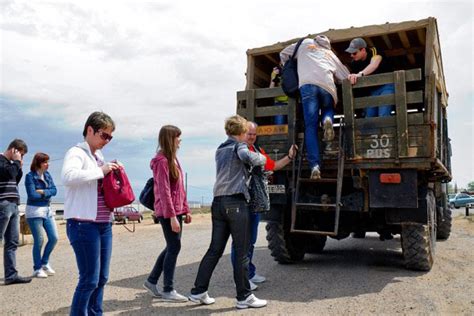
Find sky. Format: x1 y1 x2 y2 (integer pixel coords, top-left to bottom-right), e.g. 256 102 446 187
1 0 473 203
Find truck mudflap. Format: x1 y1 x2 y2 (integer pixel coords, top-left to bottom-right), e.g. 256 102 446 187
368 169 417 208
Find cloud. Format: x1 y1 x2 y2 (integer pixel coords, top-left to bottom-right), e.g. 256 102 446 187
1 0 473 188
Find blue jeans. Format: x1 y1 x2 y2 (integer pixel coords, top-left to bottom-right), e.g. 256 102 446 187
231 212 259 279
191 195 251 301
67 219 113 316
365 83 395 117
0 200 20 281
27 216 58 271
148 215 183 292
274 101 287 125
300 84 334 168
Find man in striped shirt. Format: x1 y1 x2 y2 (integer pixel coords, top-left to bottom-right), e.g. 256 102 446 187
0 139 32 285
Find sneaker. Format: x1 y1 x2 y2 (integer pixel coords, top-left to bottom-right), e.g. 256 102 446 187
249 280 258 291
323 118 334 142
250 274 266 283
4 276 32 285
42 264 55 275
310 165 321 180
188 291 215 305
236 294 267 309
34 269 48 278
161 290 188 302
143 280 161 297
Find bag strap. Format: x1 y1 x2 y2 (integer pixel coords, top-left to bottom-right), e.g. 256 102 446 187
290 38 305 61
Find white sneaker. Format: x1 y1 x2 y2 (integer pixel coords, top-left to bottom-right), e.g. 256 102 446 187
236 294 267 309
249 280 258 291
188 291 215 305
250 274 266 283
143 280 161 297
161 290 188 302
323 118 334 142
34 269 48 278
311 165 321 179
42 264 55 275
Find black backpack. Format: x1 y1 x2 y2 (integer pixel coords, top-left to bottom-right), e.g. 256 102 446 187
139 177 155 210
281 38 305 98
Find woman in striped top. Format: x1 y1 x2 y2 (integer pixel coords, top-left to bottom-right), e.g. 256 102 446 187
61 111 119 316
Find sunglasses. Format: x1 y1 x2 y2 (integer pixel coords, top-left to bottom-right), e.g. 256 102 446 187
96 130 113 142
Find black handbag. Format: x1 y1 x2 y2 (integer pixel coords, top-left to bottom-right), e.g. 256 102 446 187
139 177 155 210
248 167 270 213
281 38 305 98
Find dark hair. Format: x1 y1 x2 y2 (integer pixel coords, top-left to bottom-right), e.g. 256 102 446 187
7 139 28 154
30 152 50 172
82 111 115 137
158 125 181 180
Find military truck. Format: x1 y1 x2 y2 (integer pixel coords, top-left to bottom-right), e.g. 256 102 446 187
236 17 452 271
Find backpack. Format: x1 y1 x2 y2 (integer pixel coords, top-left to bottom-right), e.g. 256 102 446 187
281 38 305 98
102 166 135 208
248 166 270 213
139 177 155 210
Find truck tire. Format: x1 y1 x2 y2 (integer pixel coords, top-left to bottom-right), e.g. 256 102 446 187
266 222 305 263
436 206 452 240
305 235 327 254
401 190 436 271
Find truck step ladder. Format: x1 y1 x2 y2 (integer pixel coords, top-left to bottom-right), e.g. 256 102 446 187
290 121 345 236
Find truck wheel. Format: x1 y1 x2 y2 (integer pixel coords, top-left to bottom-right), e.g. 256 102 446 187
401 190 436 271
266 222 305 263
305 235 327 254
436 206 452 240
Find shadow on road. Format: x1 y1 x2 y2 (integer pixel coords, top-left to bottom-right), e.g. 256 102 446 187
43 233 427 315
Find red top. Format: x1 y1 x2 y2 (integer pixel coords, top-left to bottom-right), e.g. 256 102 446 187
249 145 275 171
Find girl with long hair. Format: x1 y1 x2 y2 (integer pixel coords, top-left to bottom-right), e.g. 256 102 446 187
143 125 191 302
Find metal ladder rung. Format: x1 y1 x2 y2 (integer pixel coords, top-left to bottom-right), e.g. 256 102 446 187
290 227 338 236
295 203 337 208
298 178 337 183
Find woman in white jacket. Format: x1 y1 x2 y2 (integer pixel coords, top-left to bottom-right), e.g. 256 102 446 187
61 111 118 316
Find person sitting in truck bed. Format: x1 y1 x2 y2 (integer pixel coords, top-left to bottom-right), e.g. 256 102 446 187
346 37 395 117
280 35 349 179
269 65 288 125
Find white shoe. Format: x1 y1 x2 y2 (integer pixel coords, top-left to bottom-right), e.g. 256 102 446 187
188 291 215 305
42 264 55 275
311 165 321 179
236 294 267 309
249 280 258 291
143 280 161 297
250 274 266 283
323 118 334 142
161 290 188 302
34 269 48 278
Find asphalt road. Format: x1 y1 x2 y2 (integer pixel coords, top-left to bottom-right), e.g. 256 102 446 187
1 213 473 315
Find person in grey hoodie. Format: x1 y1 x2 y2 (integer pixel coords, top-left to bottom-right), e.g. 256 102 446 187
189 115 268 309
280 35 349 179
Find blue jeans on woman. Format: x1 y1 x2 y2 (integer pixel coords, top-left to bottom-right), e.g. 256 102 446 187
365 83 395 117
66 219 112 316
147 215 183 292
26 216 58 271
191 194 251 301
300 84 334 168
230 211 259 279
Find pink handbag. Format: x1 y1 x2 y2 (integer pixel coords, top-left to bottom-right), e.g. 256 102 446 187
102 166 135 208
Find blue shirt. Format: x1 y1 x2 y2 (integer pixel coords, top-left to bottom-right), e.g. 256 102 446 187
25 171 57 207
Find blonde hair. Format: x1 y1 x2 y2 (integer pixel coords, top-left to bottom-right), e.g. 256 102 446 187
225 115 248 136
158 125 181 181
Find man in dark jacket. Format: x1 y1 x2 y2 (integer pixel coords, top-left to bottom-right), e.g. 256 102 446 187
0 139 32 285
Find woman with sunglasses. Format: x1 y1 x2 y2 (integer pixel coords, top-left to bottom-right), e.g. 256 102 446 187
61 111 119 316
24 152 58 279
143 125 191 302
